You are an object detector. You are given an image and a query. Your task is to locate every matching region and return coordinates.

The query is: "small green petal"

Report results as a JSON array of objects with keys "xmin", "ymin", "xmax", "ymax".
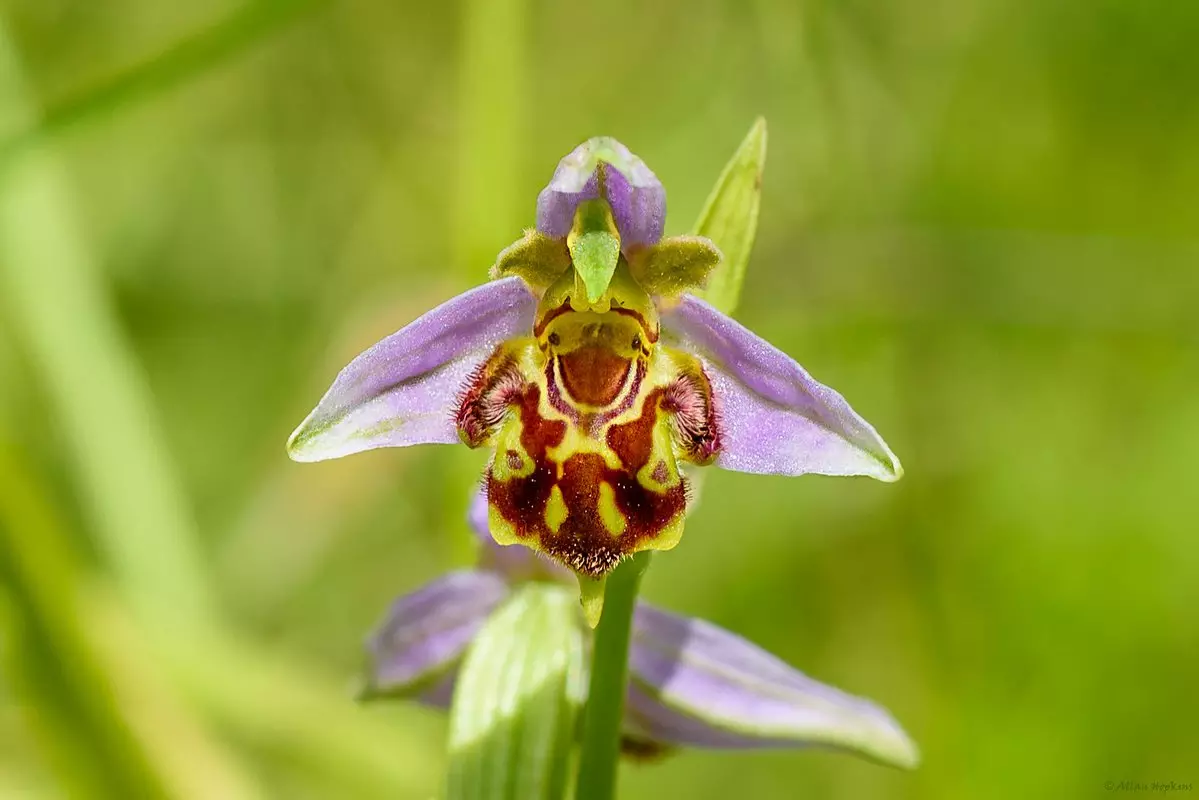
[
  {"xmin": 693, "ymin": 117, "xmax": 767, "ymax": 315},
  {"xmin": 491, "ymin": 230, "xmax": 571, "ymax": 288},
  {"xmin": 568, "ymin": 199, "xmax": 621, "ymax": 305},
  {"xmin": 447, "ymin": 584, "xmax": 586, "ymax": 800},
  {"xmin": 628, "ymin": 235, "xmax": 722, "ymax": 297}
]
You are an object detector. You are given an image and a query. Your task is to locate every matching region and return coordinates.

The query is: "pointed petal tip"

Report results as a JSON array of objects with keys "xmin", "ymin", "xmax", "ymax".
[
  {"xmin": 748, "ymin": 116, "xmax": 767, "ymax": 148},
  {"xmin": 859, "ymin": 714, "xmax": 921, "ymax": 770},
  {"xmin": 285, "ymin": 418, "xmax": 322, "ymax": 463},
  {"xmin": 838, "ymin": 701, "xmax": 920, "ymax": 770},
  {"xmin": 863, "ymin": 442, "xmax": 904, "ymax": 483},
  {"xmin": 577, "ymin": 573, "xmax": 606, "ymax": 628},
  {"xmin": 880, "ymin": 453, "xmax": 904, "ymax": 483},
  {"xmin": 890, "ymin": 729, "xmax": 921, "ymax": 770}
]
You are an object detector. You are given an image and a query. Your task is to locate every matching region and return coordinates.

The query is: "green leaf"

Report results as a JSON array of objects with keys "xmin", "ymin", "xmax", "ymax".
[
  {"xmin": 448, "ymin": 584, "xmax": 586, "ymax": 800},
  {"xmin": 692, "ymin": 117, "xmax": 767, "ymax": 315},
  {"xmin": 0, "ymin": 451, "xmax": 171, "ymax": 800}
]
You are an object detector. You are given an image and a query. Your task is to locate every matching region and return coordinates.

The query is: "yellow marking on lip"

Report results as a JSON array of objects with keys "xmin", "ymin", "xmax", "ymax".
[
  {"xmin": 491, "ymin": 424, "xmax": 536, "ymax": 481},
  {"xmin": 635, "ymin": 414, "xmax": 682, "ymax": 492},
  {"xmin": 546, "ymin": 422, "xmax": 622, "ymax": 472},
  {"xmin": 635, "ymin": 512, "xmax": 685, "ymax": 554},
  {"xmin": 545, "ymin": 485, "xmax": 568, "ymax": 534},
  {"xmin": 488, "ymin": 505, "xmax": 520, "ymax": 546},
  {"xmin": 597, "ymin": 482, "xmax": 626, "ymax": 537}
]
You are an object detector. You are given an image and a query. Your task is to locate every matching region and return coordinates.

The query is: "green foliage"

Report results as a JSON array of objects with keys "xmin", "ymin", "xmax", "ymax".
[
  {"xmin": 448, "ymin": 584, "xmax": 586, "ymax": 800},
  {"xmin": 0, "ymin": 19, "xmax": 213, "ymax": 628},
  {"xmin": 0, "ymin": 453, "xmax": 170, "ymax": 800},
  {"xmin": 693, "ymin": 118, "xmax": 766, "ymax": 315}
]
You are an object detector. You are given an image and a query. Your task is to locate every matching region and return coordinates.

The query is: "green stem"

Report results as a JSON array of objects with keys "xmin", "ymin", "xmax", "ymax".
[{"xmin": 574, "ymin": 552, "xmax": 650, "ymax": 800}]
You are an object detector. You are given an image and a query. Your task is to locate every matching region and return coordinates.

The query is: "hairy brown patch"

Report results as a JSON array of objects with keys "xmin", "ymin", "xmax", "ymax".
[
  {"xmin": 455, "ymin": 349, "xmax": 527, "ymax": 448},
  {"xmin": 662, "ymin": 365, "xmax": 721, "ymax": 464}
]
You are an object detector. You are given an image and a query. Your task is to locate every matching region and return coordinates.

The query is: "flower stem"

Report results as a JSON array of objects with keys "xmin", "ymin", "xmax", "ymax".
[{"xmin": 574, "ymin": 552, "xmax": 650, "ymax": 800}]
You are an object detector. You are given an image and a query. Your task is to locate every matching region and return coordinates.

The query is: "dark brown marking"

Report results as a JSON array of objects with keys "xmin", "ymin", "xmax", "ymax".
[
  {"xmin": 609, "ymin": 307, "xmax": 659, "ymax": 343},
  {"xmin": 487, "ymin": 384, "xmax": 686, "ymax": 578},
  {"xmin": 533, "ymin": 303, "xmax": 573, "ymax": 338},
  {"xmin": 605, "ymin": 388, "xmax": 665, "ymax": 472}
]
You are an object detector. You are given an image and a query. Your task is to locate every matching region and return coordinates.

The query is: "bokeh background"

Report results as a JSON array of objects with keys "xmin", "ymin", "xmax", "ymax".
[{"xmin": 2, "ymin": 0, "xmax": 1197, "ymax": 797}]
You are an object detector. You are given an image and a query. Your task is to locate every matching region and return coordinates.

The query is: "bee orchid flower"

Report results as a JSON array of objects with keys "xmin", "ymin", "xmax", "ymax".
[
  {"xmin": 359, "ymin": 490, "xmax": 918, "ymax": 768},
  {"xmin": 287, "ymin": 138, "xmax": 902, "ymax": 624}
]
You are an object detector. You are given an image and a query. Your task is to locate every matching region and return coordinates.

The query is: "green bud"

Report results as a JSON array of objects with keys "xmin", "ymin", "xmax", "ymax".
[
  {"xmin": 693, "ymin": 117, "xmax": 767, "ymax": 315},
  {"xmin": 447, "ymin": 584, "xmax": 586, "ymax": 800}
]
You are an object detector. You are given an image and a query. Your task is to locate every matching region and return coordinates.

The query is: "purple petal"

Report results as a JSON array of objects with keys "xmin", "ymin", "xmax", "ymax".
[
  {"xmin": 661, "ymin": 295, "xmax": 902, "ymax": 481},
  {"xmin": 602, "ymin": 158, "xmax": 666, "ymax": 250},
  {"xmin": 536, "ymin": 138, "xmax": 666, "ymax": 250},
  {"xmin": 468, "ymin": 484, "xmax": 491, "ymax": 542},
  {"xmin": 363, "ymin": 570, "xmax": 510, "ymax": 697},
  {"xmin": 625, "ymin": 604, "xmax": 919, "ymax": 767},
  {"xmin": 288, "ymin": 278, "xmax": 536, "ymax": 462}
]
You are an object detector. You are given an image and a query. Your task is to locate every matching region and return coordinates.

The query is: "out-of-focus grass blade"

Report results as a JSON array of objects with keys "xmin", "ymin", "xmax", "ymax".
[
  {"xmin": 0, "ymin": 0, "xmax": 328, "ymax": 159},
  {"xmin": 0, "ymin": 17, "xmax": 213, "ymax": 626},
  {"xmin": 0, "ymin": 450, "xmax": 174, "ymax": 800},
  {"xmin": 0, "ymin": 451, "xmax": 265, "ymax": 799},
  {"xmin": 448, "ymin": 584, "xmax": 586, "ymax": 800},
  {"xmin": 166, "ymin": 627, "xmax": 444, "ymax": 797},
  {"xmin": 448, "ymin": 0, "xmax": 530, "ymax": 559},
  {"xmin": 693, "ymin": 117, "xmax": 768, "ymax": 315},
  {"xmin": 455, "ymin": 0, "xmax": 528, "ymax": 278}
]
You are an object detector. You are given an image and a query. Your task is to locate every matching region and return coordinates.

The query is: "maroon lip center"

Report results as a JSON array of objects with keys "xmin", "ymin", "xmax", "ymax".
[{"xmin": 558, "ymin": 346, "xmax": 632, "ymax": 407}]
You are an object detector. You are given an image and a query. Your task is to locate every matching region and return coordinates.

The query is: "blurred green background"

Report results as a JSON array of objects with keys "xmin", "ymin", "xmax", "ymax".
[{"xmin": 1, "ymin": 0, "xmax": 1196, "ymax": 797}]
